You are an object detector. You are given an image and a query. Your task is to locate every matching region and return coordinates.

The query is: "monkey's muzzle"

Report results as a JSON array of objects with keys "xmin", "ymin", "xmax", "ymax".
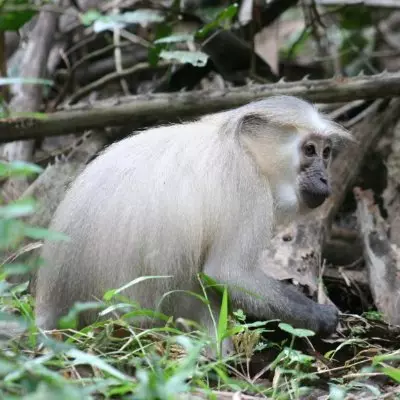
[
  {"xmin": 302, "ymin": 190, "xmax": 329, "ymax": 208},
  {"xmin": 300, "ymin": 176, "xmax": 331, "ymax": 209},
  {"xmin": 299, "ymin": 164, "xmax": 331, "ymax": 209}
]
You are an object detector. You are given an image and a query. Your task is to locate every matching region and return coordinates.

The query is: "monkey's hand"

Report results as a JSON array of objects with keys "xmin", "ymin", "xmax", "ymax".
[{"xmin": 312, "ymin": 303, "xmax": 339, "ymax": 337}]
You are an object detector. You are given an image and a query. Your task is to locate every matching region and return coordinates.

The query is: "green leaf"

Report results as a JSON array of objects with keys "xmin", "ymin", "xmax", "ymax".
[
  {"xmin": 0, "ymin": 218, "xmax": 25, "ymax": 249},
  {"xmin": 0, "ymin": 0, "xmax": 37, "ymax": 31},
  {"xmin": 217, "ymin": 285, "xmax": 229, "ymax": 343},
  {"xmin": 338, "ymin": 5, "xmax": 373, "ymax": 30},
  {"xmin": 373, "ymin": 353, "xmax": 400, "ymax": 365},
  {"xmin": 0, "ymin": 197, "xmax": 37, "ymax": 219},
  {"xmin": 159, "ymin": 50, "xmax": 208, "ymax": 67},
  {"xmin": 148, "ymin": 45, "xmax": 163, "ymax": 67},
  {"xmin": 196, "ymin": 3, "xmax": 238, "ymax": 39},
  {"xmin": 58, "ymin": 301, "xmax": 105, "ymax": 330},
  {"xmin": 103, "ymin": 275, "xmax": 172, "ymax": 301},
  {"xmin": 0, "ymin": 111, "xmax": 49, "ymax": 119},
  {"xmin": 23, "ymin": 226, "xmax": 70, "ymax": 242},
  {"xmin": 381, "ymin": 367, "xmax": 400, "ymax": 383},
  {"xmin": 82, "ymin": 9, "xmax": 166, "ymax": 33},
  {"xmin": 0, "ymin": 311, "xmax": 28, "ymax": 326},
  {"xmin": 0, "ymin": 77, "xmax": 53, "ymax": 86},
  {"xmin": 21, "ymin": 382, "xmax": 87, "ymax": 400},
  {"xmin": 278, "ymin": 322, "xmax": 315, "ymax": 337},
  {"xmin": 282, "ymin": 347, "xmax": 315, "ymax": 365},
  {"xmin": 113, "ymin": 10, "xmax": 165, "ymax": 26},
  {"xmin": 2, "ymin": 262, "xmax": 35, "ymax": 276},
  {"xmin": 0, "ymin": 359, "xmax": 16, "ymax": 377},
  {"xmin": 154, "ymin": 34, "xmax": 194, "ymax": 44},
  {"xmin": 67, "ymin": 348, "xmax": 131, "ymax": 381},
  {"xmin": 120, "ymin": 308, "xmax": 171, "ymax": 323},
  {"xmin": 79, "ymin": 9, "xmax": 103, "ymax": 26},
  {"xmin": 329, "ymin": 384, "xmax": 348, "ymax": 400},
  {"xmin": 0, "ymin": 160, "xmax": 43, "ymax": 179},
  {"xmin": 340, "ymin": 31, "xmax": 368, "ymax": 67},
  {"xmin": 282, "ymin": 27, "xmax": 312, "ymax": 60}
]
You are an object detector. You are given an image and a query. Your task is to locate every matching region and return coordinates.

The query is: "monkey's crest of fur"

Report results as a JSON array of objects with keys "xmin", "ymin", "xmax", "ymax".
[{"xmin": 34, "ymin": 95, "xmax": 350, "ymax": 349}]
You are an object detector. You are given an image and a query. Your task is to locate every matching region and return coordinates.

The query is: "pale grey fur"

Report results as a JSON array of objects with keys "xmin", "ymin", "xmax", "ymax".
[{"xmin": 34, "ymin": 96, "xmax": 350, "ymax": 353}]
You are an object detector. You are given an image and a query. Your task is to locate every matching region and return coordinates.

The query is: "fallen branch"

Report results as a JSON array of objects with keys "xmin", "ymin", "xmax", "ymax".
[{"xmin": 1, "ymin": 72, "xmax": 400, "ymax": 143}]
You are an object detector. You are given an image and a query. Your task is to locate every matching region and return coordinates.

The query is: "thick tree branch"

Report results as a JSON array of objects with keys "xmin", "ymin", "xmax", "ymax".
[
  {"xmin": 0, "ymin": 71, "xmax": 399, "ymax": 143},
  {"xmin": 354, "ymin": 187, "xmax": 400, "ymax": 325}
]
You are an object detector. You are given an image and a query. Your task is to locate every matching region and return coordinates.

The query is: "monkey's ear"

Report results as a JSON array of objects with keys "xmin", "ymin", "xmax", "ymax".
[
  {"xmin": 240, "ymin": 113, "xmax": 268, "ymax": 129},
  {"xmin": 221, "ymin": 112, "xmax": 268, "ymax": 138},
  {"xmin": 235, "ymin": 112, "xmax": 296, "ymax": 139}
]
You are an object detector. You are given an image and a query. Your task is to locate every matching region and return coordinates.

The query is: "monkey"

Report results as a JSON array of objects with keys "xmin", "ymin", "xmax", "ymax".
[{"xmin": 33, "ymin": 95, "xmax": 352, "ymax": 354}]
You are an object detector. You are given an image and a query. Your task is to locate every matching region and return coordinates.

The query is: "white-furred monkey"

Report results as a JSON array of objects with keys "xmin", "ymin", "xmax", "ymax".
[{"xmin": 34, "ymin": 96, "xmax": 352, "ymax": 353}]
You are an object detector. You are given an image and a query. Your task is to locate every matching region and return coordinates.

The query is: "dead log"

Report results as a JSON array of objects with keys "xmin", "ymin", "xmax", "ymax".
[
  {"xmin": 382, "ymin": 120, "xmax": 400, "ymax": 246},
  {"xmin": 354, "ymin": 187, "xmax": 400, "ymax": 325},
  {"xmin": 259, "ymin": 98, "xmax": 400, "ymax": 306},
  {"xmin": 1, "ymin": 72, "xmax": 400, "ymax": 143}
]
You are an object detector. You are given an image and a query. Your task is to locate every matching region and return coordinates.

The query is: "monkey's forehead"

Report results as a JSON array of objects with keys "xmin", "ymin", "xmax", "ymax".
[{"xmin": 298, "ymin": 131, "xmax": 332, "ymax": 142}]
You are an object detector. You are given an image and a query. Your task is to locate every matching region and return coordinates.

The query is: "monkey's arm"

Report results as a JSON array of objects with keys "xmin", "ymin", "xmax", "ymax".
[{"xmin": 203, "ymin": 233, "xmax": 338, "ymax": 336}]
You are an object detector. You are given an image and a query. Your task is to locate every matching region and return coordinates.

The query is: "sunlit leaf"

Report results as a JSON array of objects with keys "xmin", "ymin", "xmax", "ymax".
[
  {"xmin": 196, "ymin": 3, "xmax": 238, "ymax": 39},
  {"xmin": 67, "ymin": 348, "xmax": 131, "ymax": 381},
  {"xmin": 159, "ymin": 50, "xmax": 208, "ymax": 67},
  {"xmin": 381, "ymin": 367, "xmax": 400, "ymax": 383},
  {"xmin": 0, "ymin": 197, "xmax": 37, "ymax": 219},
  {"xmin": 282, "ymin": 347, "xmax": 315, "ymax": 365},
  {"xmin": 82, "ymin": 9, "xmax": 165, "ymax": 33},
  {"xmin": 0, "ymin": 160, "xmax": 43, "ymax": 179},
  {"xmin": 373, "ymin": 352, "xmax": 400, "ymax": 365},
  {"xmin": 0, "ymin": 77, "xmax": 53, "ymax": 86},
  {"xmin": 104, "ymin": 275, "xmax": 172, "ymax": 301},
  {"xmin": 154, "ymin": 34, "xmax": 194, "ymax": 44},
  {"xmin": 278, "ymin": 322, "xmax": 315, "ymax": 337}
]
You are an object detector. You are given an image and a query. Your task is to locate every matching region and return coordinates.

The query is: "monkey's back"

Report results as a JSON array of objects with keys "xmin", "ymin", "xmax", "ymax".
[{"xmin": 35, "ymin": 120, "xmax": 272, "ymax": 329}]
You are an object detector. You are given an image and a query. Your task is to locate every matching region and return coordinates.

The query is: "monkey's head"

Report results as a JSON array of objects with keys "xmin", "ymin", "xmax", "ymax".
[{"xmin": 217, "ymin": 95, "xmax": 354, "ymax": 216}]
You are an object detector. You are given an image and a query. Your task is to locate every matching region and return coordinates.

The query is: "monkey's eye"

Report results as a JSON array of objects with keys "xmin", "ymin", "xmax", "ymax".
[
  {"xmin": 304, "ymin": 144, "xmax": 316, "ymax": 157},
  {"xmin": 323, "ymin": 146, "xmax": 331, "ymax": 159}
]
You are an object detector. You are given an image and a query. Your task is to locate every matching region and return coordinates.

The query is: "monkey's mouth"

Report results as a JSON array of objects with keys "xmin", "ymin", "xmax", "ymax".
[{"xmin": 301, "ymin": 190, "xmax": 329, "ymax": 209}]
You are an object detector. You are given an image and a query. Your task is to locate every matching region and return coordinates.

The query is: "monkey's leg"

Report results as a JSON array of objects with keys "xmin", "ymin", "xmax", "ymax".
[{"xmin": 203, "ymin": 239, "xmax": 338, "ymax": 336}]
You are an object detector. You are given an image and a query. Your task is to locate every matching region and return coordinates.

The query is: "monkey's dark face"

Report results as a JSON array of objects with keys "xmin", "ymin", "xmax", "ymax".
[{"xmin": 297, "ymin": 136, "xmax": 332, "ymax": 209}]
